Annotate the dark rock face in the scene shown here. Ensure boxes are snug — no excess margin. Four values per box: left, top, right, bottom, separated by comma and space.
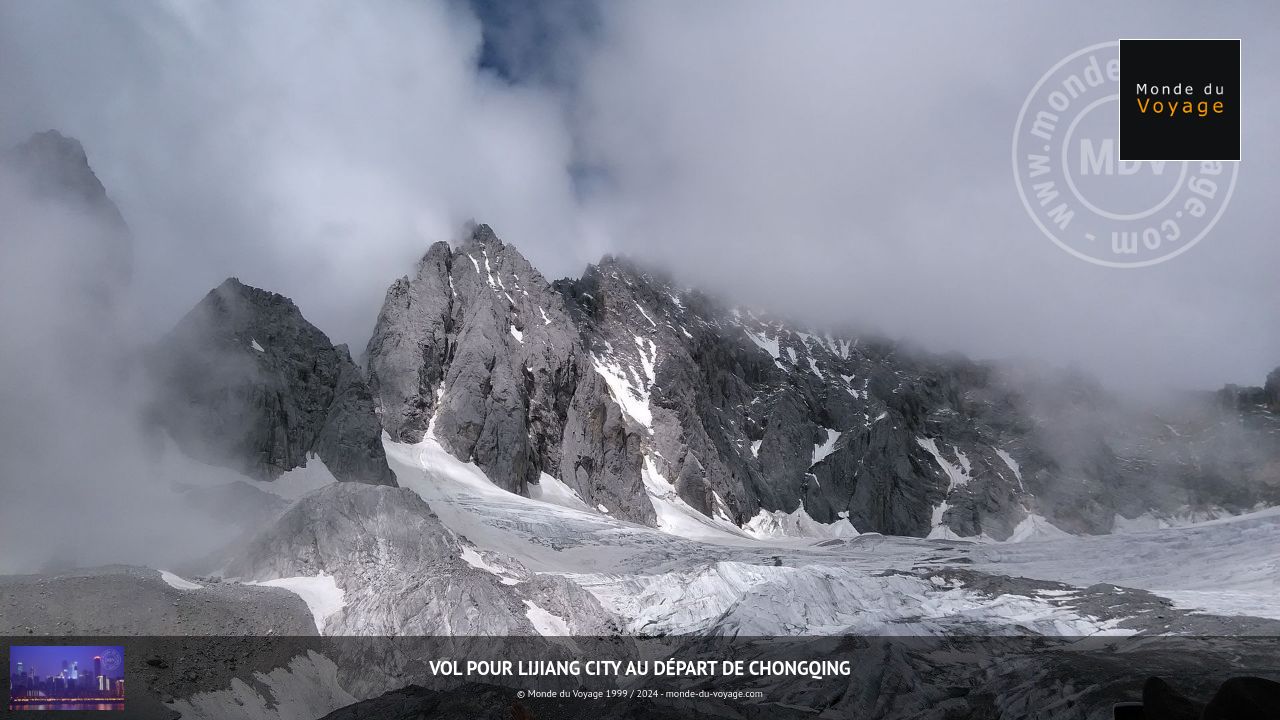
151, 278, 396, 486
367, 225, 1280, 538
560, 367, 652, 524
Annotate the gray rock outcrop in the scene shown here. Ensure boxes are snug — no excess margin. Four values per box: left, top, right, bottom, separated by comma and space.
150, 278, 396, 486
366, 224, 652, 522
222, 482, 618, 635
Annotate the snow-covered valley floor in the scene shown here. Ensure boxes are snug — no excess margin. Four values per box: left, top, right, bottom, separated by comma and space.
38, 439, 1273, 720
378, 437, 1280, 636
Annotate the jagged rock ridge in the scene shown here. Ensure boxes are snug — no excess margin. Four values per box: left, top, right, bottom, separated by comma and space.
367, 224, 1280, 539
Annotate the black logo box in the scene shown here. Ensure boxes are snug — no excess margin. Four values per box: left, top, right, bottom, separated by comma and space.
1119, 38, 1240, 161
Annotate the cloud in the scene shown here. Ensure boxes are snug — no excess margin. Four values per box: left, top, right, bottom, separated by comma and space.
0, 0, 1276, 395
0, 0, 585, 351
0, 163, 242, 572
571, 2, 1280, 390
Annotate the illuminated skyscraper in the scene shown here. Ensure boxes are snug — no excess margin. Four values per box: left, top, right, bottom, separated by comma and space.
94, 655, 102, 679
71, 660, 79, 680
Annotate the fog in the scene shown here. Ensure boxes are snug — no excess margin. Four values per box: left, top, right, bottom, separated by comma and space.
0, 164, 256, 573
0, 2, 1277, 568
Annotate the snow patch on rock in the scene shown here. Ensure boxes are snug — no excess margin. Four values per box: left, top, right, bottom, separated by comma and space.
160, 570, 203, 590
741, 503, 858, 540
917, 437, 971, 491
918, 437, 974, 535
528, 472, 593, 513
1008, 514, 1072, 543
995, 448, 1024, 490
249, 574, 345, 633
592, 353, 652, 429
523, 600, 571, 636
633, 303, 656, 327
811, 429, 841, 465
744, 329, 786, 370
642, 456, 746, 540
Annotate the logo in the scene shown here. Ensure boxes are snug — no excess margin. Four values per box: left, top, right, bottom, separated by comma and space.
1119, 39, 1240, 161
100, 649, 123, 673
1012, 41, 1238, 268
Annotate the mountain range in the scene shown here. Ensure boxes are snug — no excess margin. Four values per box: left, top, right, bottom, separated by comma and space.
357, 223, 1280, 539
8, 130, 1277, 542
4, 130, 1280, 718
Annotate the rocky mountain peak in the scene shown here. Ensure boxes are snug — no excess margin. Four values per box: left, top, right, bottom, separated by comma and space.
202, 277, 298, 327
150, 278, 396, 487
366, 223, 655, 521
459, 221, 503, 249
4, 130, 127, 233
3, 130, 132, 289
6, 131, 97, 198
